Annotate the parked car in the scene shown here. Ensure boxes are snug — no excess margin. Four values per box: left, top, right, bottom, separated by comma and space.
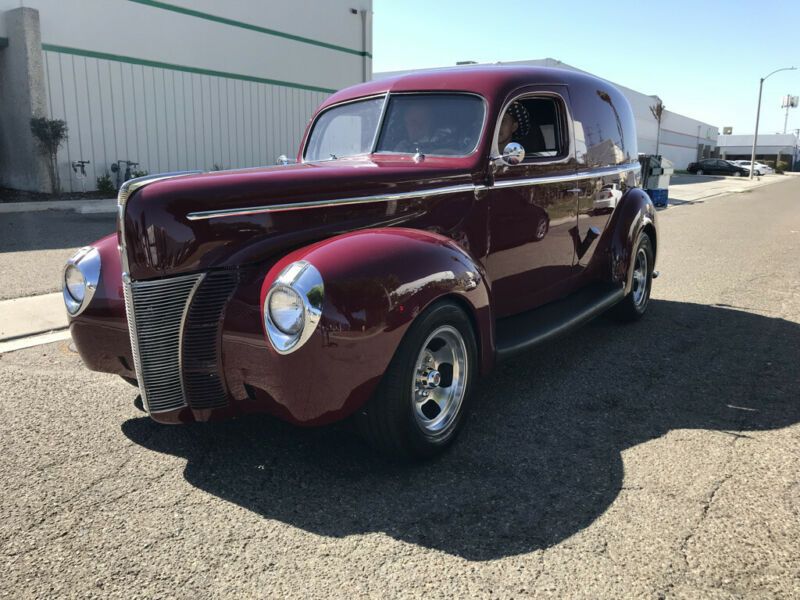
64, 66, 657, 459
687, 159, 749, 176
731, 160, 773, 176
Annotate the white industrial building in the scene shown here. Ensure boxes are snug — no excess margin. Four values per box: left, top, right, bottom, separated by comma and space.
0, 0, 372, 192
718, 133, 799, 170
376, 58, 720, 170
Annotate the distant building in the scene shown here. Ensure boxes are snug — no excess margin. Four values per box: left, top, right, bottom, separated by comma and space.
375, 57, 720, 170
718, 134, 799, 170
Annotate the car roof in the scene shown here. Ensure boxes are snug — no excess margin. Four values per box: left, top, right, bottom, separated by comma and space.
317, 65, 604, 111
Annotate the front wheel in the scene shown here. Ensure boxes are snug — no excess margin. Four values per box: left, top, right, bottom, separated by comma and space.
733, 171, 741, 177
696, 169, 704, 175
355, 301, 477, 459
611, 232, 654, 322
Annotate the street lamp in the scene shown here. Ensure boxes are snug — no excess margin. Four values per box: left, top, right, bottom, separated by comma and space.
750, 66, 797, 179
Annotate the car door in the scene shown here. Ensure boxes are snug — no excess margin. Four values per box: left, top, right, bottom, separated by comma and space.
486, 88, 579, 318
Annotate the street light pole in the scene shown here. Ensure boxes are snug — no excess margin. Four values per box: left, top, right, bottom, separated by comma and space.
750, 66, 797, 180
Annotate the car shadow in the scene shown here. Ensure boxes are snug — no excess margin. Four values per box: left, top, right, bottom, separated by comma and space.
121, 299, 800, 561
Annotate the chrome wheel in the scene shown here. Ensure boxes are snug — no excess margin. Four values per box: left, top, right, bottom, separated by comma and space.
631, 247, 649, 308
411, 325, 468, 438
696, 169, 704, 175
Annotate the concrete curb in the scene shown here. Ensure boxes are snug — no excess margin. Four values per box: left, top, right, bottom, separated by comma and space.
0, 292, 67, 341
0, 198, 117, 214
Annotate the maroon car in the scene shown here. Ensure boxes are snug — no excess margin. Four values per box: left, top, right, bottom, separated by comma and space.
63, 66, 657, 459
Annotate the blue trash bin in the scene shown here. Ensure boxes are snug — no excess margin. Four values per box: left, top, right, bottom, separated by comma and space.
646, 188, 668, 208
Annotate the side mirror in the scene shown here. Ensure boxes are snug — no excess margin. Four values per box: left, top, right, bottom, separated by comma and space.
494, 142, 525, 165
276, 154, 294, 166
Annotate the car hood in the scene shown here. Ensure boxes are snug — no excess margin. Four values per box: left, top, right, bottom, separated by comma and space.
120, 156, 480, 280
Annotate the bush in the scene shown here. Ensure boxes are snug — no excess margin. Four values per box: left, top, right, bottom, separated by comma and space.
131, 169, 149, 178
30, 117, 68, 193
776, 161, 789, 174
96, 172, 115, 195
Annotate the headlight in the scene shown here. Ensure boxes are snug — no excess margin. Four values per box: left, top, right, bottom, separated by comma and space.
268, 286, 305, 334
63, 246, 101, 316
65, 265, 86, 302
263, 261, 324, 354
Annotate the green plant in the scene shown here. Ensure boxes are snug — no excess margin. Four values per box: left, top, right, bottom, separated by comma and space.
131, 169, 149, 178
30, 116, 68, 193
96, 172, 115, 195
776, 161, 789, 174
211, 163, 224, 171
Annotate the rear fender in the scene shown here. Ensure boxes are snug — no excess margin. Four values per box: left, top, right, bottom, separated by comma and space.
607, 188, 657, 294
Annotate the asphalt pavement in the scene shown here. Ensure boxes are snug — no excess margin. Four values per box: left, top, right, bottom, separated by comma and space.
1, 177, 799, 598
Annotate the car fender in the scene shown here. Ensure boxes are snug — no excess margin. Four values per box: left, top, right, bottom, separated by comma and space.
607, 188, 657, 294
251, 228, 493, 425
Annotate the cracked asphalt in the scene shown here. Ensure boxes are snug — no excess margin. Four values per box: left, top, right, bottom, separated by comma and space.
1, 177, 799, 598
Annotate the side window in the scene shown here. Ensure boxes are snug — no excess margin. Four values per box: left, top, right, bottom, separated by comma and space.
497, 96, 567, 161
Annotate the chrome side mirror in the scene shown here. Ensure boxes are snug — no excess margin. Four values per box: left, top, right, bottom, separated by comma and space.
501, 142, 525, 165
276, 154, 294, 166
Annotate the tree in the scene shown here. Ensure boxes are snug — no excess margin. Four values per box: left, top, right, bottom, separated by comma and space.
30, 116, 68, 193
649, 101, 665, 156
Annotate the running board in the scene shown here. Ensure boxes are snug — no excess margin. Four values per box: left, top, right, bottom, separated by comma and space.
495, 283, 625, 361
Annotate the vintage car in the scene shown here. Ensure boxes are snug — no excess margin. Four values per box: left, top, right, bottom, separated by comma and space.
64, 66, 657, 459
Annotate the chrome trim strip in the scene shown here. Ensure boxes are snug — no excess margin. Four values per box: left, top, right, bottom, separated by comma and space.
185, 163, 641, 221
492, 162, 641, 189
186, 183, 484, 220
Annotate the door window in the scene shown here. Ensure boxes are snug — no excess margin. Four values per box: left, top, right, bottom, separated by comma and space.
495, 96, 568, 161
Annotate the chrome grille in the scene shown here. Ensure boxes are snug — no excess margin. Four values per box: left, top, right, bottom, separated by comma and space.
182, 271, 239, 409
124, 273, 204, 413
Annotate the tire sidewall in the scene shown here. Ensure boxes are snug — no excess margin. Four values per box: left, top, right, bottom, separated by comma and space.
395, 302, 478, 456
631, 233, 654, 316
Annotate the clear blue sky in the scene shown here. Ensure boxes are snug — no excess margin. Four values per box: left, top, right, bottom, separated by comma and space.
373, 0, 800, 136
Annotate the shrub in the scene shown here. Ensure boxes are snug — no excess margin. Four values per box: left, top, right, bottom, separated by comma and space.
776, 161, 789, 174
30, 117, 68, 193
131, 169, 149, 178
96, 172, 115, 195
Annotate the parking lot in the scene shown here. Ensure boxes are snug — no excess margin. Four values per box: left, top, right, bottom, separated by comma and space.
1, 176, 799, 598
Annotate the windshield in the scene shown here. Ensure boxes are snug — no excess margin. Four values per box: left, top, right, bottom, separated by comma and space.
304, 96, 385, 162
304, 93, 485, 161
375, 94, 485, 156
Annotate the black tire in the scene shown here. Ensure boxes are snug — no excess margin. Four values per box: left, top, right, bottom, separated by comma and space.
610, 232, 654, 322
355, 300, 478, 460
696, 169, 704, 175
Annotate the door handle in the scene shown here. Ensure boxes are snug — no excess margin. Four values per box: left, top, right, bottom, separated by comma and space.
565, 188, 582, 195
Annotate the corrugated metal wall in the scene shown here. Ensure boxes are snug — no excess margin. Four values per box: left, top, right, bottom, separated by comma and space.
43, 49, 330, 192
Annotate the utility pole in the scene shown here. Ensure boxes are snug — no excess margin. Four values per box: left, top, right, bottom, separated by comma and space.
750, 67, 797, 180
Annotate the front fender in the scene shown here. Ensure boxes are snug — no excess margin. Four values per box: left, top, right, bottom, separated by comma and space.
608, 188, 657, 294
247, 228, 493, 425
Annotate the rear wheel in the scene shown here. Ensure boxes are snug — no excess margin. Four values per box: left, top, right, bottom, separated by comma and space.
696, 169, 704, 175
611, 232, 654, 322
355, 301, 477, 459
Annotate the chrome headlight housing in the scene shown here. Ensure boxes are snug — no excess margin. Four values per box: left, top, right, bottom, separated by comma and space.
63, 246, 101, 316
264, 260, 324, 354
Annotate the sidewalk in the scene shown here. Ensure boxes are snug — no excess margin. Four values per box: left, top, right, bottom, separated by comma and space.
0, 292, 70, 353
667, 174, 788, 205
